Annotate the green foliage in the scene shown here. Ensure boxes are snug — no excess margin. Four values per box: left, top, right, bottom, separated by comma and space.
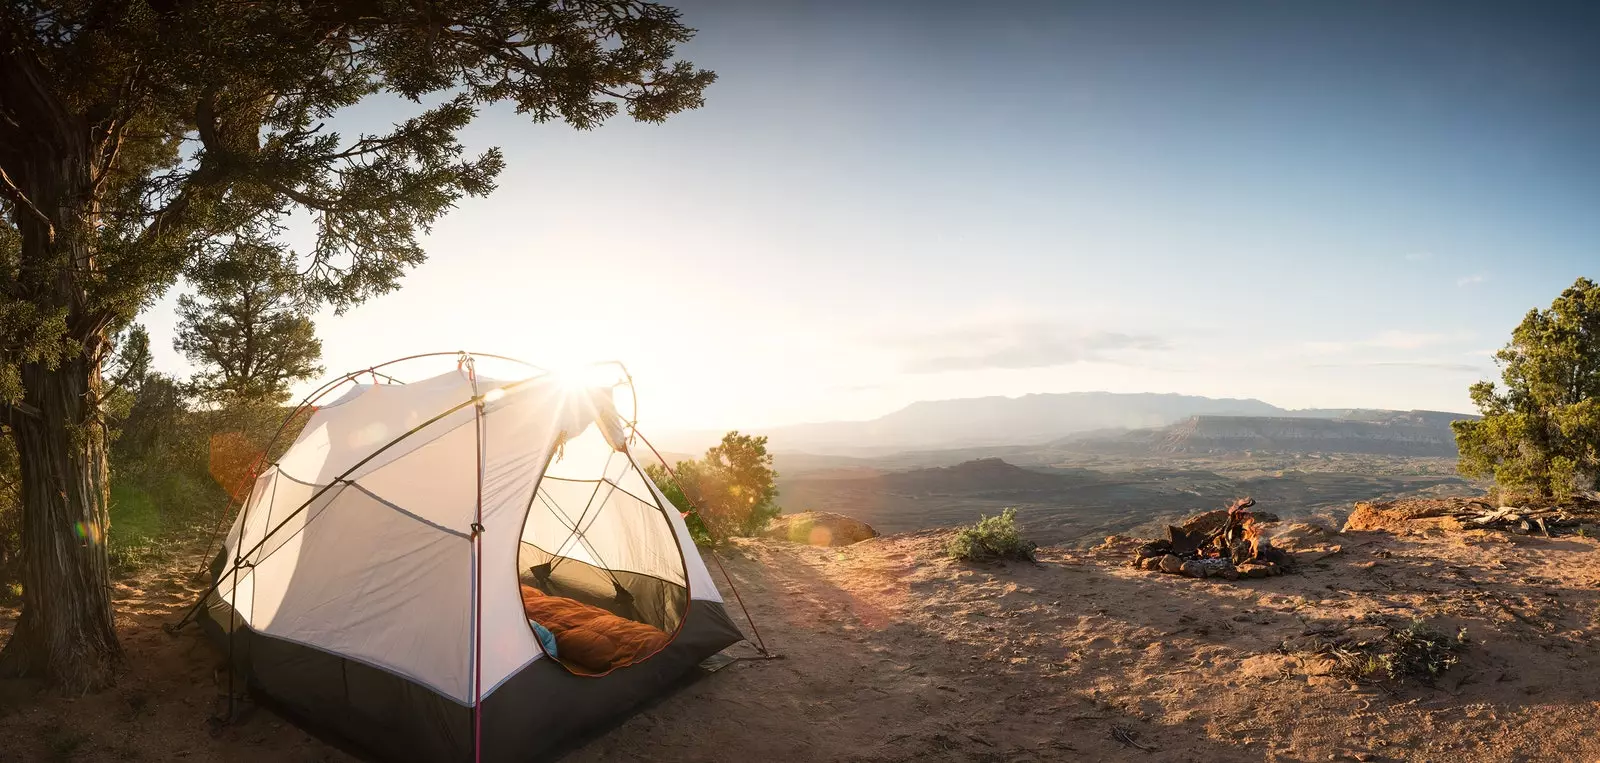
1376, 620, 1467, 681
101, 345, 292, 578
1454, 277, 1600, 498
1321, 620, 1467, 684
2, 2, 715, 378
946, 507, 1037, 562
175, 235, 323, 405
644, 464, 714, 547
0, 429, 19, 595
645, 431, 781, 544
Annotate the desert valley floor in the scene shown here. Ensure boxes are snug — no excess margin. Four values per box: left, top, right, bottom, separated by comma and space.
4, 518, 1600, 762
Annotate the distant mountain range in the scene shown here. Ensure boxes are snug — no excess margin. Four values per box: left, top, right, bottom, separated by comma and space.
657, 392, 1477, 457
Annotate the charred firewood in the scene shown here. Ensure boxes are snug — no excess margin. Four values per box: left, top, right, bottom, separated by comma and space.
1165, 525, 1207, 555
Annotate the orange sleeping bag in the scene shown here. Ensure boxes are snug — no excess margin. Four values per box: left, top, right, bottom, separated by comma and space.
521, 585, 670, 673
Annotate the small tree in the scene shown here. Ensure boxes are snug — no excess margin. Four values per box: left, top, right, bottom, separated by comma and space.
1453, 277, 1600, 499
646, 431, 780, 543
175, 236, 323, 406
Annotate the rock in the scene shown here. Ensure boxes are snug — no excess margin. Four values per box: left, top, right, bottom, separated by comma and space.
1179, 560, 1209, 578
1095, 534, 1143, 553
1159, 554, 1185, 574
1342, 497, 1488, 535
1236, 564, 1271, 579
1272, 521, 1341, 550
762, 511, 878, 547
1218, 567, 1241, 581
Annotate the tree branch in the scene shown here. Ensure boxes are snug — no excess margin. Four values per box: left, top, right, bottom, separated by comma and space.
0, 166, 53, 243
1, 399, 43, 422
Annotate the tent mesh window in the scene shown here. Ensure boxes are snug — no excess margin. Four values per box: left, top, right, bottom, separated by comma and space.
518, 421, 690, 671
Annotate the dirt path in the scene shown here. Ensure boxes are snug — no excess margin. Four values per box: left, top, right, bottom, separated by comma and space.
4, 527, 1599, 762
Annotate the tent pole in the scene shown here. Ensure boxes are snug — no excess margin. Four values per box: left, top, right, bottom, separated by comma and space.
466, 353, 487, 763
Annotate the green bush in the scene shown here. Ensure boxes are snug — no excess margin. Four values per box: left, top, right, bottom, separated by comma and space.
645, 431, 780, 546
1318, 619, 1467, 684
947, 508, 1037, 562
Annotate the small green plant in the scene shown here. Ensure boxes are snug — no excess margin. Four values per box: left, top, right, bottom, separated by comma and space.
1374, 620, 1467, 681
946, 508, 1037, 562
1319, 619, 1467, 684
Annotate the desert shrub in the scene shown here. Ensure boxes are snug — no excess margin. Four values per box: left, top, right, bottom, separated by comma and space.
646, 464, 716, 547
947, 508, 1037, 562
1320, 619, 1467, 684
646, 431, 780, 545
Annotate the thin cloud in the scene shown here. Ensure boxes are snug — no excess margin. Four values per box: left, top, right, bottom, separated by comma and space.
1303, 330, 1470, 354
1457, 274, 1487, 287
1309, 361, 1483, 372
893, 321, 1168, 373
1404, 251, 1433, 262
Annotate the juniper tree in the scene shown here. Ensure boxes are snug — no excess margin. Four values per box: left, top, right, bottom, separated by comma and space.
0, 0, 712, 690
1453, 277, 1600, 498
175, 236, 322, 405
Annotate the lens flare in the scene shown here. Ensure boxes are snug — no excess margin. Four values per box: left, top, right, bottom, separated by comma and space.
73, 521, 105, 545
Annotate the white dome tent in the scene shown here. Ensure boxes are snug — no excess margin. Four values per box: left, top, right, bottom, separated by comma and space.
179, 352, 747, 762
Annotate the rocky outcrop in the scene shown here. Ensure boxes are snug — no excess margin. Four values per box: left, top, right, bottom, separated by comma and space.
1342, 498, 1488, 534
763, 511, 879, 547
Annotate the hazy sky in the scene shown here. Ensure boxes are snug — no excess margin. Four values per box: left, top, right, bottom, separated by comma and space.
142, 0, 1600, 431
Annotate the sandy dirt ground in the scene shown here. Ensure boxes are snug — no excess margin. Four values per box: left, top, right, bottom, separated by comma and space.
4, 523, 1600, 762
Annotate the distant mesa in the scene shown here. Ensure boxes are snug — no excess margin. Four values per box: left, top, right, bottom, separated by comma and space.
763, 511, 879, 547
1057, 411, 1473, 458
782, 457, 1079, 497
655, 392, 1478, 458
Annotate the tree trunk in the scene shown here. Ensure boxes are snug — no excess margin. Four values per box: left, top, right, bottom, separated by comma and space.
0, 352, 120, 692
0, 26, 122, 693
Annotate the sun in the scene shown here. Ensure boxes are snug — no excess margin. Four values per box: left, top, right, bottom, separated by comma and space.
552, 361, 630, 394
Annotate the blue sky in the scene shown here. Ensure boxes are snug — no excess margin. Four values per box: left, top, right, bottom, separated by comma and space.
143, 0, 1600, 430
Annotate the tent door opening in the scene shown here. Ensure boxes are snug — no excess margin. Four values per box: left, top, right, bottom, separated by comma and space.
517, 421, 690, 675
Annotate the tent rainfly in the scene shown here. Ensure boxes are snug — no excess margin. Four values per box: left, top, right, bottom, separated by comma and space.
193, 355, 745, 761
